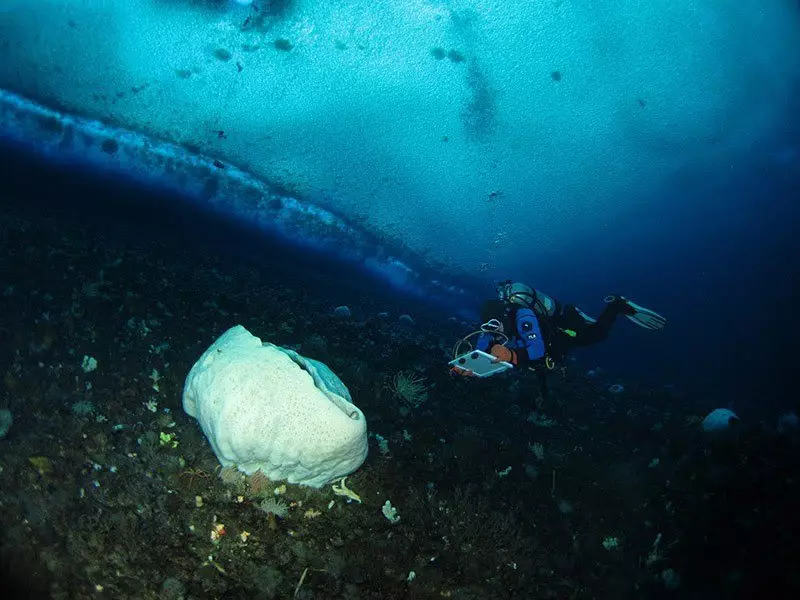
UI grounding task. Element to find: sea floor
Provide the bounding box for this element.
[0,167,798,599]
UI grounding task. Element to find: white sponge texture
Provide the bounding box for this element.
[183,325,368,488]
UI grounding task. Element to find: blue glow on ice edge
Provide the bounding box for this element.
[0,89,482,312]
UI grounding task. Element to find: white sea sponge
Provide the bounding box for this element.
[183,325,368,488]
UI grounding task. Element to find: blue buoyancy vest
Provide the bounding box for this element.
[511,308,546,361]
[474,308,546,362]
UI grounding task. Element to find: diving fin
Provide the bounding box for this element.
[623,299,666,330]
[605,295,666,331]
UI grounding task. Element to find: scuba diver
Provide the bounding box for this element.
[450,281,666,396]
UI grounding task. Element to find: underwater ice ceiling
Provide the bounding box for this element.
[1,0,799,288]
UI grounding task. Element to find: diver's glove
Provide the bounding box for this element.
[489,344,519,367]
[605,295,666,331]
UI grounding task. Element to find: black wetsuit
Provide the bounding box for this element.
[538,297,629,361]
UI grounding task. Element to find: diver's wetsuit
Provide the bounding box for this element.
[478,293,631,396]
[542,298,630,360]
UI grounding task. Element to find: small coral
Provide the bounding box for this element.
[71,400,95,417]
[392,371,428,409]
[247,470,271,497]
[219,466,246,492]
[258,497,289,519]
